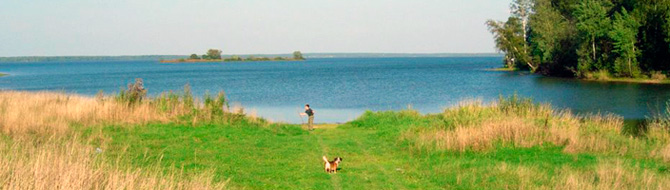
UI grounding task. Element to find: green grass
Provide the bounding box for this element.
[9,89,670,188]
[485,67,519,72]
[50,94,668,189]
[584,77,670,84]
[82,113,670,189]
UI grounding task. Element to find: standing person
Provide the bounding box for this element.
[300,104,315,131]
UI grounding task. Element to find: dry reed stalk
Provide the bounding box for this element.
[0,137,225,190]
[413,100,665,157]
[420,118,544,151]
[555,160,670,190]
[0,91,184,136]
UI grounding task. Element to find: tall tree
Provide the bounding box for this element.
[610,9,641,77]
[487,17,536,71]
[489,0,670,78]
[206,49,222,60]
[189,54,200,60]
[573,0,612,73]
[511,0,534,49]
[293,51,305,60]
[636,1,670,71]
[529,0,577,75]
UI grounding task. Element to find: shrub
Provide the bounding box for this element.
[593,70,611,80]
[204,91,229,117]
[116,78,147,105]
[650,71,667,81]
[497,94,539,116]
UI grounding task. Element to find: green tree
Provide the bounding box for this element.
[529,0,574,74]
[293,51,305,60]
[189,54,200,60]
[636,1,670,71]
[487,17,536,71]
[206,49,222,60]
[486,0,538,71]
[573,0,612,73]
[510,0,534,48]
[610,9,641,77]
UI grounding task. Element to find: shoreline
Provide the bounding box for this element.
[159,59,223,63]
[491,67,670,84]
[582,77,670,84]
[159,58,305,63]
[485,67,518,72]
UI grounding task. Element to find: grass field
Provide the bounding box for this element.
[2,91,670,189]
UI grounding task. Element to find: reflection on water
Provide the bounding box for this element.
[1,57,669,123]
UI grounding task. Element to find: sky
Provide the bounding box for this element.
[0,0,511,56]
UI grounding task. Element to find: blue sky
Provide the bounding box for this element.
[0,0,510,56]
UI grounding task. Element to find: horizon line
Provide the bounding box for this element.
[0,52,502,58]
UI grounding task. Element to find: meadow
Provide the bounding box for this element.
[1,86,670,189]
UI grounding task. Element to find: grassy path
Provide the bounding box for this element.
[99,123,418,189]
[315,134,341,190]
[95,120,670,189]
[311,124,418,189]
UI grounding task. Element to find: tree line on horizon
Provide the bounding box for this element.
[184,49,305,62]
[488,0,670,79]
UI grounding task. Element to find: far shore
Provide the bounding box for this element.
[159,59,223,63]
[485,67,518,72]
[160,58,305,63]
[582,77,670,84]
[489,67,670,84]
[0,73,7,77]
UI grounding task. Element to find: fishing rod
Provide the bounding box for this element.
[297,108,305,126]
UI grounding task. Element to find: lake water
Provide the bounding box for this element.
[1,57,670,123]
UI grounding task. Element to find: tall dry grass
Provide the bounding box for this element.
[0,137,225,189]
[0,91,183,136]
[407,96,670,161]
[556,160,670,190]
[0,89,248,136]
[0,90,236,189]
[466,160,670,189]
[419,118,547,151]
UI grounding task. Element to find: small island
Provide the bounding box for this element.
[0,73,7,77]
[160,49,305,63]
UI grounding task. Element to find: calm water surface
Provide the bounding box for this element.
[1,57,669,123]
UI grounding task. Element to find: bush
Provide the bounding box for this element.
[592,70,611,80]
[116,78,147,105]
[498,94,537,115]
[650,71,667,81]
[204,91,228,117]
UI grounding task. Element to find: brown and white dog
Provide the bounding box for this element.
[322,156,342,173]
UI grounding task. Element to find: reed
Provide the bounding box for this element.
[388,95,670,161]
[555,160,670,189]
[0,137,225,189]
[0,85,258,137]
[0,91,173,136]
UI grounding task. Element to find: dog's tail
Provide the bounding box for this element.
[322,156,328,162]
